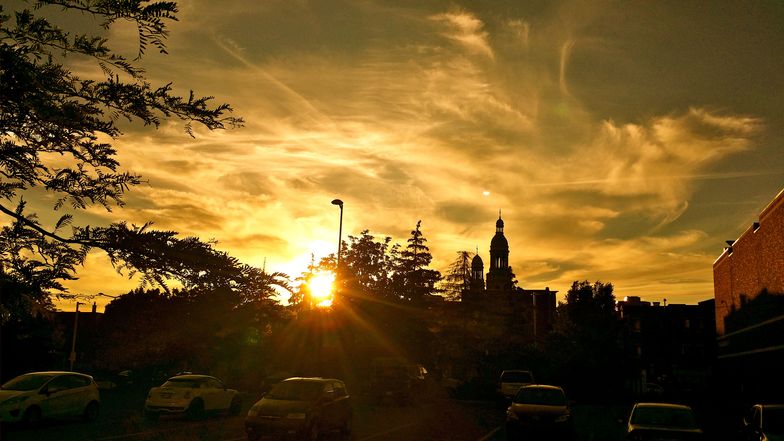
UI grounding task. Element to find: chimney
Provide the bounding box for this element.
[92,302,97,313]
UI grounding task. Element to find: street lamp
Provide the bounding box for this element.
[331,199,344,273]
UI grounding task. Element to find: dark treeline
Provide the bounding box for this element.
[3,221,638,403]
[1,1,634,395]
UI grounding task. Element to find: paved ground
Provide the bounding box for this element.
[0,388,745,441]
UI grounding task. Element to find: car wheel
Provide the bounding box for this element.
[186,399,205,420]
[22,406,42,425]
[340,413,353,435]
[83,401,100,421]
[306,421,319,441]
[228,396,242,416]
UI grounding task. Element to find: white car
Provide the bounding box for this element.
[144,374,241,420]
[0,371,100,424]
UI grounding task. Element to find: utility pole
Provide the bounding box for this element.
[69,302,81,370]
[533,292,538,349]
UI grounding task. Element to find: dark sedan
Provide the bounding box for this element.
[505,384,572,440]
[741,404,784,441]
[625,402,703,441]
[245,377,351,441]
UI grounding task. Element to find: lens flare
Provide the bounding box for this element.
[308,271,335,308]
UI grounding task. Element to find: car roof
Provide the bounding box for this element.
[634,402,693,410]
[23,371,88,376]
[282,377,342,383]
[520,384,564,391]
[758,404,784,409]
[167,374,216,380]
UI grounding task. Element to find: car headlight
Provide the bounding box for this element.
[506,410,519,421]
[1,395,29,407]
[247,408,259,417]
[555,413,570,422]
[286,413,307,419]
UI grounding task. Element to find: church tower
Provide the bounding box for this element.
[486,212,513,292]
[471,252,484,291]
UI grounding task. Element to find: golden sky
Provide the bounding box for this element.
[45,0,784,311]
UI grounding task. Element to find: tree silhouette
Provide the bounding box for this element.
[392,221,442,303]
[546,280,624,399]
[0,1,244,316]
[341,230,396,299]
[441,250,474,301]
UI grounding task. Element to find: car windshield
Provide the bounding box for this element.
[1,373,56,391]
[267,381,322,401]
[162,378,202,388]
[514,387,566,405]
[502,372,533,383]
[631,406,698,429]
[763,408,784,433]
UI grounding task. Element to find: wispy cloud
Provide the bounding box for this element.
[48,0,783,309]
[430,9,494,59]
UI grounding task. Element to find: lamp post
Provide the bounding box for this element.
[68,293,118,371]
[69,302,82,370]
[331,199,344,273]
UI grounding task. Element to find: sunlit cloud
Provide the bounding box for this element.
[430,9,494,60]
[45,1,783,310]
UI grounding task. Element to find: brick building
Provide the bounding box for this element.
[617,296,715,396]
[712,187,784,400]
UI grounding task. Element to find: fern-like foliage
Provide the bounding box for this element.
[0,1,256,321]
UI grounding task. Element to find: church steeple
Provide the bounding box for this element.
[487,211,511,292]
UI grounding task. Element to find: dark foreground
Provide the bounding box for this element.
[0,387,750,441]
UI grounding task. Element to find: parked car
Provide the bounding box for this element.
[144,374,241,420]
[245,377,352,441]
[497,369,535,402]
[505,384,572,440]
[368,357,424,405]
[0,371,100,424]
[625,402,703,440]
[741,404,784,441]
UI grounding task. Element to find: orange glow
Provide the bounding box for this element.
[308,271,335,308]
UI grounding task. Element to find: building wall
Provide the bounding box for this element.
[713,188,784,335]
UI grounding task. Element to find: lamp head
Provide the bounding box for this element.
[331,199,343,207]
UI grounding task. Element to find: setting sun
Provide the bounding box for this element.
[308,271,335,308]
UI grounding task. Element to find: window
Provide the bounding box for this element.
[752,407,761,428]
[67,375,91,388]
[46,375,74,393]
[206,378,224,389]
[333,382,347,398]
[322,382,335,400]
